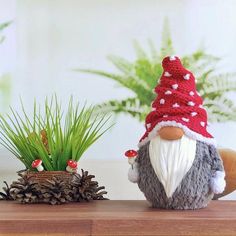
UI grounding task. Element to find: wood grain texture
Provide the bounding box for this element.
[0,200,236,235]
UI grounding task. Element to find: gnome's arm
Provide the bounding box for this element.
[208,145,226,194]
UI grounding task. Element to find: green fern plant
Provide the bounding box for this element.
[0,96,112,171]
[76,22,236,123]
[0,21,11,43]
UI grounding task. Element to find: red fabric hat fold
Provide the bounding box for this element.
[139,56,215,147]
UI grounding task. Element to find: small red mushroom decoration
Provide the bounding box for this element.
[32,159,44,172]
[125,150,138,166]
[66,160,78,173]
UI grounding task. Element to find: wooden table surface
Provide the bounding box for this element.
[0,200,236,236]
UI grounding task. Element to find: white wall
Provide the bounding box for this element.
[0,0,235,200]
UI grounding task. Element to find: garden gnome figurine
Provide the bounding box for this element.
[128,56,226,209]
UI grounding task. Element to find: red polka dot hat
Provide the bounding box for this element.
[138,56,216,147]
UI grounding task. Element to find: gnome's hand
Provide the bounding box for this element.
[210,171,226,194]
[128,162,139,183]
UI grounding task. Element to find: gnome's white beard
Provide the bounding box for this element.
[149,135,196,198]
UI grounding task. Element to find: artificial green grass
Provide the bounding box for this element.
[0,96,112,171]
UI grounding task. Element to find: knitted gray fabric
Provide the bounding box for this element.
[137,141,224,210]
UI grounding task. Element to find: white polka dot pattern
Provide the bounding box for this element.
[172,84,178,90]
[169,56,176,61]
[183,74,190,80]
[160,99,165,104]
[200,121,205,127]
[164,71,172,77]
[189,91,194,96]
[173,103,180,108]
[182,117,189,122]
[165,90,172,95]
[188,101,195,106]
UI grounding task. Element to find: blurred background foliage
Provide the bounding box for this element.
[0,21,11,113]
[78,21,236,123]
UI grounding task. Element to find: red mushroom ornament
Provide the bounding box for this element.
[66,160,78,173]
[125,150,138,166]
[32,159,44,172]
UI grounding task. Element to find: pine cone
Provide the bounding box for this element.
[40,129,50,154]
[41,176,73,205]
[10,171,40,204]
[72,169,108,201]
[0,181,13,200]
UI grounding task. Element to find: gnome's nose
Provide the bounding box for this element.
[159,126,184,140]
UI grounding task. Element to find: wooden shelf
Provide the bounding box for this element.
[0,200,236,235]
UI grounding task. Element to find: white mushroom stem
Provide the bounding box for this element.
[36,165,44,172]
[128,157,136,165]
[128,162,139,183]
[66,166,77,173]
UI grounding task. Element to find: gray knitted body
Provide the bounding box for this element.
[137,140,223,210]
